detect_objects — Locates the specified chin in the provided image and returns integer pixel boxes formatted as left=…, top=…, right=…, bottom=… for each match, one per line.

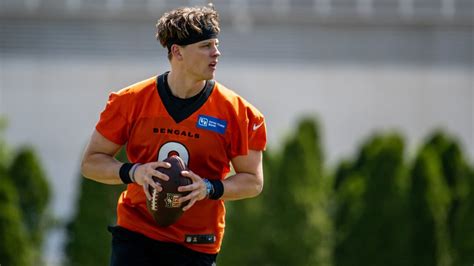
left=209, top=70, right=217, bottom=79
left=194, top=68, right=216, bottom=81
left=203, top=73, right=215, bottom=81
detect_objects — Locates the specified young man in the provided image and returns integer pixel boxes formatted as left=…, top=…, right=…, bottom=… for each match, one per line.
left=81, top=4, right=266, bottom=266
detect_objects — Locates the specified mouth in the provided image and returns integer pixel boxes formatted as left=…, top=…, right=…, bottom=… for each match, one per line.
left=209, top=61, right=218, bottom=69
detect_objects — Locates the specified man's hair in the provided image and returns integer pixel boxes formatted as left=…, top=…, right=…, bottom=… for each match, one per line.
left=156, top=4, right=220, bottom=58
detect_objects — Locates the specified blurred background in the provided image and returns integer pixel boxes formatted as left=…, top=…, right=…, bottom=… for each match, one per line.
left=0, top=0, right=472, bottom=265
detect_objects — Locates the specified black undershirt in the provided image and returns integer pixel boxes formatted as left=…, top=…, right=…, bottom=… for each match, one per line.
left=163, top=73, right=206, bottom=109
left=157, top=72, right=215, bottom=123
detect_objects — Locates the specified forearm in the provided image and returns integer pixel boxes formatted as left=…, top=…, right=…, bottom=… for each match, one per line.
left=81, top=153, right=123, bottom=185
left=220, top=172, right=263, bottom=201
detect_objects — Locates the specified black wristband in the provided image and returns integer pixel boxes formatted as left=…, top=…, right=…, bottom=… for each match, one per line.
left=119, top=163, right=134, bottom=184
left=208, top=179, right=224, bottom=200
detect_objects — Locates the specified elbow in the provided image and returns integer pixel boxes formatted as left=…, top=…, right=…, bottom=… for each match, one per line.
left=80, top=162, right=88, bottom=179
left=80, top=158, right=92, bottom=180
left=254, top=183, right=263, bottom=197
left=252, top=175, right=264, bottom=197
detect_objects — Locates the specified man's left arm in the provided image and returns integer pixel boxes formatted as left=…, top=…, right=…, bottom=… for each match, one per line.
left=178, top=149, right=264, bottom=210
left=220, top=149, right=264, bottom=201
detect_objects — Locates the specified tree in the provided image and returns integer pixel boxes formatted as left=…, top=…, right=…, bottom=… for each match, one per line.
left=424, top=132, right=474, bottom=266
left=0, top=119, right=38, bottom=266
left=334, top=133, right=410, bottom=266
left=0, top=162, right=32, bottom=266
left=220, top=117, right=332, bottom=266
left=409, top=144, right=452, bottom=266
left=64, top=148, right=127, bottom=266
left=218, top=150, right=273, bottom=266
left=451, top=166, right=474, bottom=266
left=8, top=147, right=51, bottom=250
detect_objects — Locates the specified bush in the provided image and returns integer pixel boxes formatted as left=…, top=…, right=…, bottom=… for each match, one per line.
left=334, top=134, right=410, bottom=266
left=220, top=118, right=332, bottom=266
left=0, top=119, right=50, bottom=266
left=64, top=148, right=127, bottom=266
left=9, top=147, right=51, bottom=247
left=0, top=174, right=32, bottom=266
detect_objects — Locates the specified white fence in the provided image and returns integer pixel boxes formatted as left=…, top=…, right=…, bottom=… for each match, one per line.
left=1, top=0, right=473, bottom=25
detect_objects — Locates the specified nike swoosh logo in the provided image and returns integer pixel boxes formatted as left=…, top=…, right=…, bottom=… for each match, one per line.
left=253, top=121, right=264, bottom=131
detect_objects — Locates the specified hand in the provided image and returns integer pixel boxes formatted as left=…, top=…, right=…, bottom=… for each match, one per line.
left=133, top=161, right=170, bottom=200
left=177, top=170, right=207, bottom=211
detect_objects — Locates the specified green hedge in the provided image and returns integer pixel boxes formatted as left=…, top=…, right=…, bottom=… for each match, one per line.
left=0, top=120, right=51, bottom=266
left=61, top=119, right=474, bottom=266
left=64, top=148, right=127, bottom=266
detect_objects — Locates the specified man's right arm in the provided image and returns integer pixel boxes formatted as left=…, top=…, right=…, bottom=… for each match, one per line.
left=81, top=129, right=125, bottom=185
left=81, top=130, right=170, bottom=199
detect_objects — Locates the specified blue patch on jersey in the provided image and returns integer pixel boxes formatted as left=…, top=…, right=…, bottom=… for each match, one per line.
left=196, top=115, right=227, bottom=134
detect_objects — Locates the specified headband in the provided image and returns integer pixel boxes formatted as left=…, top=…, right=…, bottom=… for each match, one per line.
left=166, top=26, right=218, bottom=51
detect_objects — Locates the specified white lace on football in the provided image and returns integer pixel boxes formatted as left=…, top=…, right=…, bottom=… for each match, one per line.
left=152, top=188, right=159, bottom=211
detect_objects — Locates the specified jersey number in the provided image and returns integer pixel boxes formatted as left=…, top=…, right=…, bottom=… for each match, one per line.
left=158, top=141, right=190, bottom=165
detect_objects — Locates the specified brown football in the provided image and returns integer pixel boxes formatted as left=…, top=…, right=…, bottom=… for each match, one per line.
left=146, top=155, right=192, bottom=227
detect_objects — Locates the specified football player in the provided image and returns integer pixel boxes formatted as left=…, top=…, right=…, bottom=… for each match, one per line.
left=81, top=4, right=266, bottom=266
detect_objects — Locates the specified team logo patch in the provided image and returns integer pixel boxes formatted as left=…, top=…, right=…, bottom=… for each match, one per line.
left=164, top=193, right=181, bottom=208
left=196, top=115, right=227, bottom=134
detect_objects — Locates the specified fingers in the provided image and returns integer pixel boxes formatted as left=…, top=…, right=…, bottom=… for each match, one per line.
left=179, top=187, right=199, bottom=202
left=134, top=161, right=169, bottom=200
left=178, top=170, right=207, bottom=211
left=147, top=161, right=171, bottom=181
left=181, top=198, right=197, bottom=211
left=143, top=183, right=152, bottom=200
left=148, top=161, right=171, bottom=169
left=179, top=170, right=200, bottom=184
left=134, top=161, right=170, bottom=186
left=143, top=181, right=162, bottom=201
left=138, top=167, right=208, bottom=210
left=177, top=170, right=202, bottom=193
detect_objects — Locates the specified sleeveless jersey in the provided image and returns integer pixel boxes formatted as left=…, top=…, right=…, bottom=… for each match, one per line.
left=95, top=74, right=267, bottom=254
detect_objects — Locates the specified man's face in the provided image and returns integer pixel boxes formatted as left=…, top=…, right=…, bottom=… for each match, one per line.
left=179, top=38, right=221, bottom=81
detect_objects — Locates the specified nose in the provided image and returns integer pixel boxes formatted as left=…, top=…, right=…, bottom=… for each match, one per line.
left=212, top=45, right=221, bottom=57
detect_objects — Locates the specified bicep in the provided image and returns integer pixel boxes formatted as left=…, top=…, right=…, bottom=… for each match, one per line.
left=83, top=130, right=122, bottom=160
left=81, top=130, right=124, bottom=183
left=231, top=150, right=263, bottom=177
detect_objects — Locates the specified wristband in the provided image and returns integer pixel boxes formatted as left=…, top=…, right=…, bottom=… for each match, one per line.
left=208, top=179, right=224, bottom=200
left=129, top=163, right=142, bottom=183
left=203, top=179, right=214, bottom=198
left=119, top=163, right=134, bottom=184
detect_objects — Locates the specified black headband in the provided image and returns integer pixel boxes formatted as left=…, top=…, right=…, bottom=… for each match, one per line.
left=166, top=26, right=218, bottom=51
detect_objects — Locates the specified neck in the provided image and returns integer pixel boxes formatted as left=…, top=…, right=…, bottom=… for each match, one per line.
left=167, top=70, right=206, bottom=99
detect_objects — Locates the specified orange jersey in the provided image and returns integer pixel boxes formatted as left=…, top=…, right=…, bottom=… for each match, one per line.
left=96, top=73, right=266, bottom=254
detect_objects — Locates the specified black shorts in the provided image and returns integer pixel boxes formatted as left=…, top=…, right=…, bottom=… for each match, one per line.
left=108, top=225, right=217, bottom=266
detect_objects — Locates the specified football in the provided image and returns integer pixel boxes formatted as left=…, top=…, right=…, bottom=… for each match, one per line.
left=146, top=155, right=192, bottom=227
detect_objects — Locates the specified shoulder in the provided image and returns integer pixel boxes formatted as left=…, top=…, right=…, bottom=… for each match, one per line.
left=105, top=76, right=157, bottom=110
left=212, top=82, right=264, bottom=119
left=212, top=82, right=267, bottom=155
left=113, top=76, right=157, bottom=99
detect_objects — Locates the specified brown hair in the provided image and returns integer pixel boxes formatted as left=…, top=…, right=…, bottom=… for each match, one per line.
left=156, top=4, right=220, bottom=58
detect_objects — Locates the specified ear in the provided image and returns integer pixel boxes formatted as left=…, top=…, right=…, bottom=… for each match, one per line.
left=170, top=44, right=183, bottom=60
